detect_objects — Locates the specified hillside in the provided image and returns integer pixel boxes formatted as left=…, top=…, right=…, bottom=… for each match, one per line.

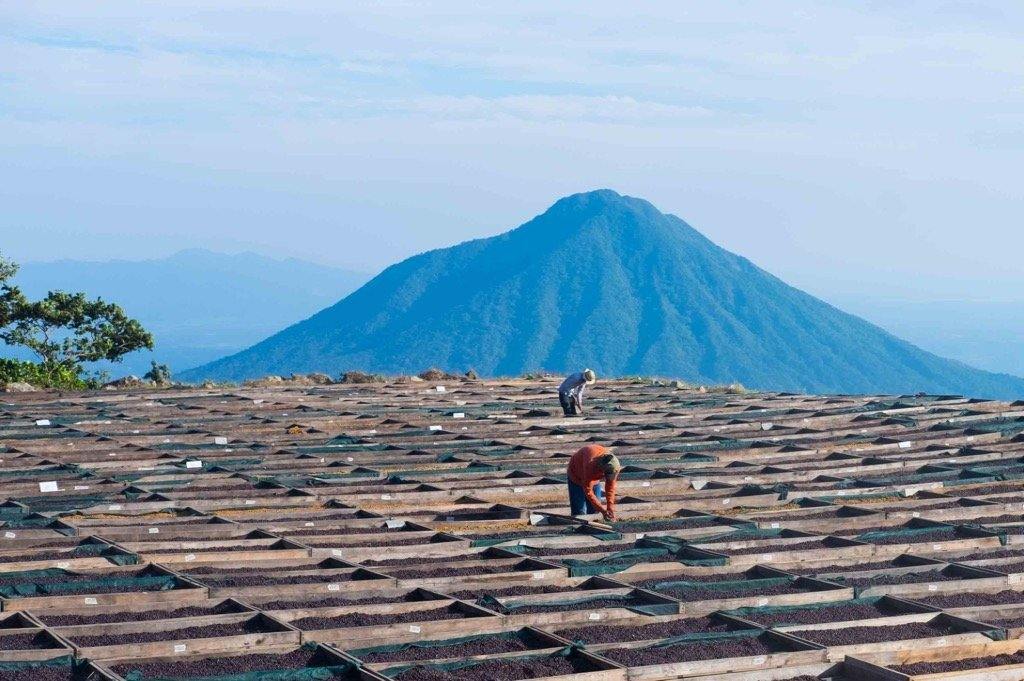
left=11, top=250, right=367, bottom=376
left=183, top=190, right=1024, bottom=399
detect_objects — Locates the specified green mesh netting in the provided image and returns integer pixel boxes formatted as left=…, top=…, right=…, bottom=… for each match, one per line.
left=724, top=596, right=881, bottom=623
left=0, top=655, right=74, bottom=674
left=0, top=571, right=176, bottom=598
left=561, top=547, right=673, bottom=576
left=477, top=592, right=667, bottom=615
left=647, top=576, right=794, bottom=596
left=856, top=526, right=958, bottom=543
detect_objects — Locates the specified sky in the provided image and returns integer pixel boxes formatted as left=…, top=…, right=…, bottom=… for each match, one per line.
left=2, top=2, right=1024, bottom=307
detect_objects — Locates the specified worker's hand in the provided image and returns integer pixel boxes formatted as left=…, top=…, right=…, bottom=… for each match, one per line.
left=601, top=509, right=615, bottom=522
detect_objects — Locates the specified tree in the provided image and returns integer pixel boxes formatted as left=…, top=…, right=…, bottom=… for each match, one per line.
left=144, top=360, right=172, bottom=385
left=0, top=253, right=18, bottom=328
left=0, top=252, right=154, bottom=383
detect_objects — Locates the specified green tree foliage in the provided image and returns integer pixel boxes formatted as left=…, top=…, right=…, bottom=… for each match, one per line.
left=143, top=360, right=172, bottom=385
left=0, top=252, right=154, bottom=387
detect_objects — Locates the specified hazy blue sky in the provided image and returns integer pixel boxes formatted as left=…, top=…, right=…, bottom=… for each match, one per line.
left=2, top=2, right=1023, bottom=304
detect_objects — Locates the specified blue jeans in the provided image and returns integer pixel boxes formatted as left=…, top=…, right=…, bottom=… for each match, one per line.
left=568, top=480, right=604, bottom=516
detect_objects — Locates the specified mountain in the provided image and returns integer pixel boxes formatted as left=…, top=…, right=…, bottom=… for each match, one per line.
left=10, top=250, right=368, bottom=377
left=183, top=190, right=1024, bottom=399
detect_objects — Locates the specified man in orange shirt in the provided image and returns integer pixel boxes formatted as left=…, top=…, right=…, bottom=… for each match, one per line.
left=566, top=444, right=621, bottom=520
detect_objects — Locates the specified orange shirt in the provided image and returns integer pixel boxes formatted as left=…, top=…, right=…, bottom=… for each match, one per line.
left=566, top=444, right=617, bottom=514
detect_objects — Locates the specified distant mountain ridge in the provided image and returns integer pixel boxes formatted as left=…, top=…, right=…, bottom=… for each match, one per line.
left=183, top=190, right=1024, bottom=399
left=10, top=250, right=367, bottom=377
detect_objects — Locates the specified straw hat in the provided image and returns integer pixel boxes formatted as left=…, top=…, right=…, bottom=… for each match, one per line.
left=583, top=369, right=596, bottom=384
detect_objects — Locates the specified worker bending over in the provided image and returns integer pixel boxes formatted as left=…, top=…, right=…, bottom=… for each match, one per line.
left=566, top=444, right=621, bottom=520
left=559, top=369, right=596, bottom=416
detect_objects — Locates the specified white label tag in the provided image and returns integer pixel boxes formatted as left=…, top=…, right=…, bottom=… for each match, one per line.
left=453, top=413, right=465, bottom=419
left=385, top=519, right=404, bottom=529
left=770, top=523, right=780, bottom=529
left=588, top=612, right=601, bottom=620
left=691, top=480, right=707, bottom=490
left=304, top=522, right=315, bottom=527
left=429, top=425, right=442, bottom=431
left=512, top=487, right=523, bottom=494
left=214, top=437, right=228, bottom=445
left=327, top=584, right=341, bottom=592
left=84, top=597, right=98, bottom=605
left=108, top=504, right=122, bottom=511
left=3, top=532, right=15, bottom=539
left=174, top=644, right=187, bottom=653
left=641, top=481, right=651, bottom=487
left=898, top=441, right=913, bottom=449
left=409, top=625, right=422, bottom=633
left=912, top=512, right=920, bottom=518
left=757, top=598, right=769, bottom=606
left=35, top=419, right=51, bottom=426
left=380, top=494, right=392, bottom=500
left=722, top=498, right=731, bottom=505
left=74, top=485, right=89, bottom=490
left=762, top=553, right=774, bottom=561
left=435, top=386, right=446, bottom=392
left=761, top=422, right=773, bottom=431
left=333, top=549, right=344, bottom=556
left=56, top=562, right=70, bottom=569
left=532, top=571, right=546, bottom=580
left=185, top=460, right=202, bottom=469
left=108, top=452, right=117, bottom=457
left=933, top=544, right=943, bottom=551
left=185, top=554, right=196, bottom=562
left=244, top=499, right=255, bottom=505
left=927, top=584, right=938, bottom=591
left=149, top=527, right=159, bottom=534
left=39, top=481, right=59, bottom=493
left=636, top=533, right=645, bottom=539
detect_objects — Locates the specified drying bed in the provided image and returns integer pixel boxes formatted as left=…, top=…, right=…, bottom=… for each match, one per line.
left=3, top=378, right=1024, bottom=678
